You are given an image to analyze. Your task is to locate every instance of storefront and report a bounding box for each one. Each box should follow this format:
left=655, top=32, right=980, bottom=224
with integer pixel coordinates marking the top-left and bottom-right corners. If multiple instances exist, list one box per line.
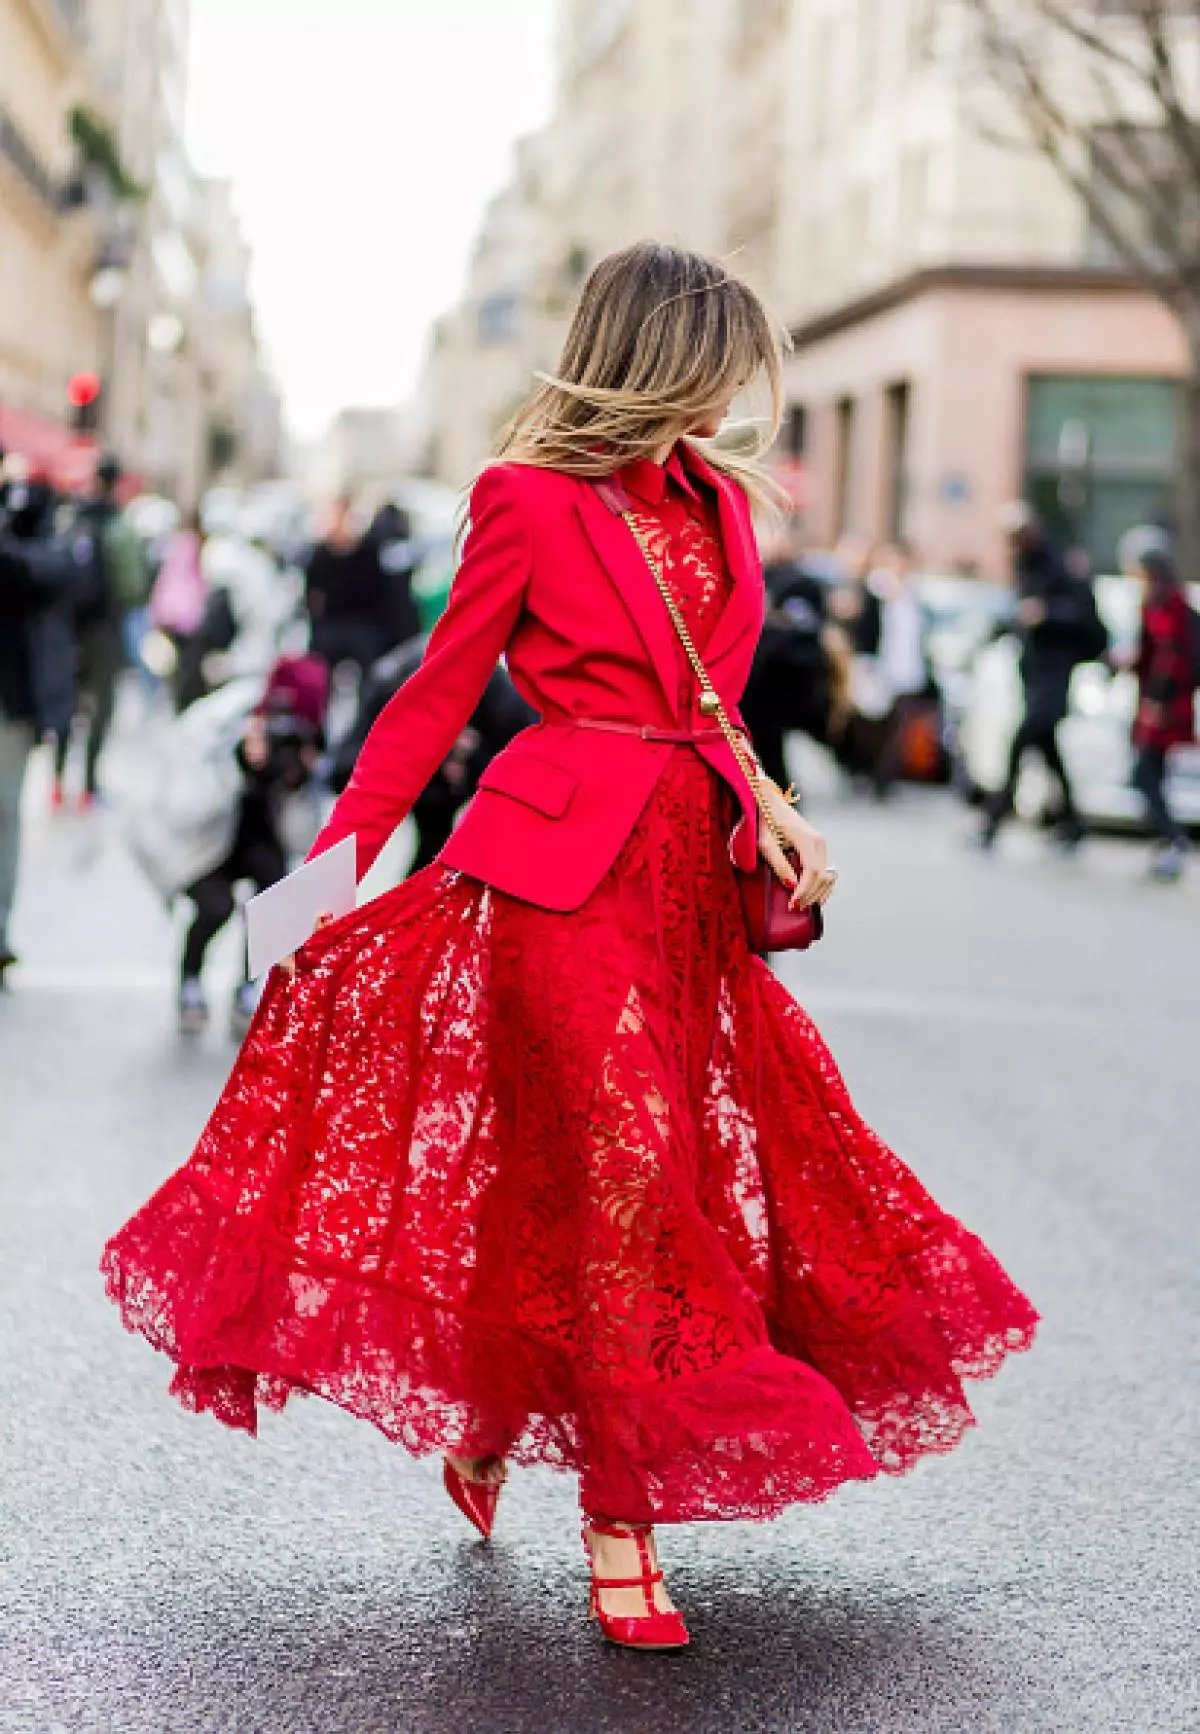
left=784, top=267, right=1188, bottom=581
left=0, top=402, right=98, bottom=493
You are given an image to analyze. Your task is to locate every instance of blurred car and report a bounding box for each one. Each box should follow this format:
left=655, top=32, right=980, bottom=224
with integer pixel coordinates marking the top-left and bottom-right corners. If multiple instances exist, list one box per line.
left=956, top=574, right=1200, bottom=831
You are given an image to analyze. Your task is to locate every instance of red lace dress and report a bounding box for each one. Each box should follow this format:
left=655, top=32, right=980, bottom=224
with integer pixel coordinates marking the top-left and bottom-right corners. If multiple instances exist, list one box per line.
left=102, top=466, right=1037, bottom=1524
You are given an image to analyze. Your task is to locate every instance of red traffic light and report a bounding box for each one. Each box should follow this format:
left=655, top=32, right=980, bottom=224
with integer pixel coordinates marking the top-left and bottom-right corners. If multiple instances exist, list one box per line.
left=68, top=371, right=102, bottom=408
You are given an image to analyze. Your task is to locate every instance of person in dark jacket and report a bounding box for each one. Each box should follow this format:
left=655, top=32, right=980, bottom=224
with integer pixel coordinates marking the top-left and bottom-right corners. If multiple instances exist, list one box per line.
left=329, top=638, right=537, bottom=875
left=980, top=503, right=1107, bottom=850
left=179, top=656, right=329, bottom=1039
left=364, top=500, right=421, bottom=650
left=53, top=455, right=148, bottom=808
left=0, top=478, right=76, bottom=977
left=304, top=498, right=396, bottom=676
left=741, top=523, right=838, bottom=794
left=1126, top=549, right=1195, bottom=882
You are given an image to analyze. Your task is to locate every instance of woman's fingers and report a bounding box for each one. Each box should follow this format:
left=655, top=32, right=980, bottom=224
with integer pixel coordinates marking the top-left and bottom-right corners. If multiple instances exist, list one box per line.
left=788, top=867, right=823, bottom=908
left=760, top=830, right=799, bottom=890
left=278, top=911, right=336, bottom=982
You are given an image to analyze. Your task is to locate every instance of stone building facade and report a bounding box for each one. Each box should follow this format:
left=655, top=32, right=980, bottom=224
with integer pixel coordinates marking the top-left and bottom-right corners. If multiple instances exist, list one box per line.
left=421, top=0, right=1191, bottom=577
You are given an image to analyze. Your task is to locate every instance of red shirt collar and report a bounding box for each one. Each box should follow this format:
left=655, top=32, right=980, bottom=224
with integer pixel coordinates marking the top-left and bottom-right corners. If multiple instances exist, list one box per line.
left=616, top=443, right=703, bottom=507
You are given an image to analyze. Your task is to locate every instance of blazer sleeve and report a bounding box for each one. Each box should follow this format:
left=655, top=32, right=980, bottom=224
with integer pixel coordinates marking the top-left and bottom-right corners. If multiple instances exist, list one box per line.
left=307, top=465, right=532, bottom=879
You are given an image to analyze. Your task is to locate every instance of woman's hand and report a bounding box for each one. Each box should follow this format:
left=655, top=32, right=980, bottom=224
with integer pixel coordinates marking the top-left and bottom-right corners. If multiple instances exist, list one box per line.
left=279, top=911, right=334, bottom=980
left=757, top=783, right=838, bottom=908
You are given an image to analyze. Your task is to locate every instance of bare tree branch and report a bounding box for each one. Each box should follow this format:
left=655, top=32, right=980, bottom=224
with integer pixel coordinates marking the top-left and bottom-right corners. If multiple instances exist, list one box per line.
left=960, top=0, right=1194, bottom=300
left=964, top=0, right=1180, bottom=291
left=1140, top=2, right=1200, bottom=188
left=1073, top=50, right=1184, bottom=258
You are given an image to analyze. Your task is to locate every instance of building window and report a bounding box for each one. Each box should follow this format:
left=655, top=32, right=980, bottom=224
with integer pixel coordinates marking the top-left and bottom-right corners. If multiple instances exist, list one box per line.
left=477, top=293, right=518, bottom=343
left=1024, top=374, right=1179, bottom=571
left=786, top=402, right=808, bottom=459
left=883, top=380, right=911, bottom=539
left=834, top=396, right=857, bottom=535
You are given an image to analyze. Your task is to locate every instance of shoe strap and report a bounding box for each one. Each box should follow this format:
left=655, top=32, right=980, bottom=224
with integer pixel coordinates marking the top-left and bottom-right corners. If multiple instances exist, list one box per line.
left=589, top=1569, right=665, bottom=1591
left=584, top=1517, right=660, bottom=1616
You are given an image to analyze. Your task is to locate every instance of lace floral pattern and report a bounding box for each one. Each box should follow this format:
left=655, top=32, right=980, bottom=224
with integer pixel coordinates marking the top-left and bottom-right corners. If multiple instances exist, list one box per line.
left=102, top=492, right=1037, bottom=1524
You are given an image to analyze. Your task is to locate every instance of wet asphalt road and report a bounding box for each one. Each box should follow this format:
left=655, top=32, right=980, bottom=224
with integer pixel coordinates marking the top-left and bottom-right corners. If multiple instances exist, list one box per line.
left=1, top=741, right=1198, bottom=1733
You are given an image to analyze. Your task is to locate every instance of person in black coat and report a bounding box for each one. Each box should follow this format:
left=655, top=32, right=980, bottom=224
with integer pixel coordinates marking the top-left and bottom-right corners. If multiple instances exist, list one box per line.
left=981, top=503, right=1107, bottom=850
left=0, top=479, right=77, bottom=975
left=304, top=498, right=397, bottom=676
left=364, top=500, right=421, bottom=650
left=329, top=637, right=537, bottom=875
left=741, top=524, right=837, bottom=793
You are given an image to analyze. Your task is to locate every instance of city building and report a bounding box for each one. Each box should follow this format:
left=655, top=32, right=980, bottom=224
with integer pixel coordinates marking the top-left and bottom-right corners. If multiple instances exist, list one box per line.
left=773, top=0, right=1188, bottom=577
left=417, top=0, right=739, bottom=487
left=422, top=0, right=1192, bottom=576
left=304, top=406, right=409, bottom=502
left=85, top=0, right=213, bottom=503
left=0, top=0, right=105, bottom=482
left=75, top=0, right=281, bottom=503
left=191, top=176, right=283, bottom=487
left=414, top=132, right=561, bottom=486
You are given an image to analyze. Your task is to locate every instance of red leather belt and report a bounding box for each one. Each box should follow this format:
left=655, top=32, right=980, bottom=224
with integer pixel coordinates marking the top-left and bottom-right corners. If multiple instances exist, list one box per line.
left=553, top=718, right=726, bottom=745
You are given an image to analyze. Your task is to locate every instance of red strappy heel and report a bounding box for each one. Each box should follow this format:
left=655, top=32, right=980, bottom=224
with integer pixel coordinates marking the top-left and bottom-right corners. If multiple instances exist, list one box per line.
left=443, top=1456, right=506, bottom=1540
left=582, top=1517, right=691, bottom=1651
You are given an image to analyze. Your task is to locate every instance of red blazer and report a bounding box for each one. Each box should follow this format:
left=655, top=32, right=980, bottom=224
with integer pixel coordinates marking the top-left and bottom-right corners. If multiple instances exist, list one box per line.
left=308, top=445, right=765, bottom=911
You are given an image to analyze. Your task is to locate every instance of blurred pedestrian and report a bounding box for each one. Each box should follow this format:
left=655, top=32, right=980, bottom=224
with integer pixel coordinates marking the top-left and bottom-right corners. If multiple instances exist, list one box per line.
left=0, top=477, right=76, bottom=978
left=304, top=497, right=394, bottom=676
left=54, top=455, right=150, bottom=808
left=148, top=509, right=209, bottom=709
left=179, top=657, right=328, bottom=1038
left=871, top=541, right=938, bottom=798
left=826, top=542, right=894, bottom=787
left=1126, top=549, right=1196, bottom=883
left=364, top=498, right=421, bottom=649
left=742, top=519, right=838, bottom=792
left=126, top=655, right=327, bottom=1037
left=104, top=240, right=1036, bottom=1654
left=980, top=502, right=1107, bottom=851
left=175, top=529, right=296, bottom=709
left=329, top=641, right=536, bottom=875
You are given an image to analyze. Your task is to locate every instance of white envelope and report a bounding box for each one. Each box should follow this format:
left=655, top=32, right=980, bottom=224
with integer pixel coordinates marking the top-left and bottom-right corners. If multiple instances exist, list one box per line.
left=246, top=834, right=358, bottom=979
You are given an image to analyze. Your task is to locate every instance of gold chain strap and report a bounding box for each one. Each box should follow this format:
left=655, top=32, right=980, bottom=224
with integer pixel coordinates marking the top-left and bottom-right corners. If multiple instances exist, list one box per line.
left=621, top=510, right=792, bottom=858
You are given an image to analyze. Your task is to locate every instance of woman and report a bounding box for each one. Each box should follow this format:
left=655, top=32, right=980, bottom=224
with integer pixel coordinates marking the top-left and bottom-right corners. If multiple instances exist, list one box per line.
left=148, top=509, right=208, bottom=710
left=102, top=244, right=1036, bottom=1651
left=1129, top=549, right=1194, bottom=882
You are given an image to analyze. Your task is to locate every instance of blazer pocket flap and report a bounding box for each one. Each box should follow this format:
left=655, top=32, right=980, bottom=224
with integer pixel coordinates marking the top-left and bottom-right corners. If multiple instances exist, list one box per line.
left=477, top=752, right=577, bottom=819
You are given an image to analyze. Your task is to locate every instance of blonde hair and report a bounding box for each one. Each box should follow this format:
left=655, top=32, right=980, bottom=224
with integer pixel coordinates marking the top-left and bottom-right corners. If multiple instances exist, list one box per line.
left=496, top=241, right=787, bottom=511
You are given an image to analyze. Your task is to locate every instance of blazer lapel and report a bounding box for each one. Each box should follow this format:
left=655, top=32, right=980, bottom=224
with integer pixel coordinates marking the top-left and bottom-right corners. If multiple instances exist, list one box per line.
left=684, top=447, right=764, bottom=673
left=575, top=482, right=684, bottom=711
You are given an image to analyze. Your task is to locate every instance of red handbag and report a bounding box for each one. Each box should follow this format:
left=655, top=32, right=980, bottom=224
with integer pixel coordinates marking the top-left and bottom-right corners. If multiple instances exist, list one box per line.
left=598, top=481, right=826, bottom=956
left=739, top=854, right=824, bottom=953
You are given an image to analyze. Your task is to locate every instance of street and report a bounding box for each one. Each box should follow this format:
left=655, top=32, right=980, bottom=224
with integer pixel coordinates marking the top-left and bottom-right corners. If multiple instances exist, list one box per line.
left=1, top=743, right=1197, bottom=1734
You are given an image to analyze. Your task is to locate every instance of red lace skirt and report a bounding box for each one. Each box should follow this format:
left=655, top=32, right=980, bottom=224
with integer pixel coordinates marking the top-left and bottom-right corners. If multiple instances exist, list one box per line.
left=102, top=754, right=1037, bottom=1523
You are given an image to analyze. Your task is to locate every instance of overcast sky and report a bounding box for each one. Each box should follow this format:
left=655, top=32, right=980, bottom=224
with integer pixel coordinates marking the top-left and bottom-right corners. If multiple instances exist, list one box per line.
left=187, top=0, right=557, bottom=437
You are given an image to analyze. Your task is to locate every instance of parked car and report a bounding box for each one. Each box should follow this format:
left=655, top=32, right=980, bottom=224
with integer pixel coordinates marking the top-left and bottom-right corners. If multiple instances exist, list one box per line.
left=955, top=574, right=1200, bottom=831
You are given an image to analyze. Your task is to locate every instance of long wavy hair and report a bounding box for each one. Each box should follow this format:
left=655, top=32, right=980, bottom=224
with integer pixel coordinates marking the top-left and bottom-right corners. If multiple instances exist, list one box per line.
left=495, top=241, right=787, bottom=510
